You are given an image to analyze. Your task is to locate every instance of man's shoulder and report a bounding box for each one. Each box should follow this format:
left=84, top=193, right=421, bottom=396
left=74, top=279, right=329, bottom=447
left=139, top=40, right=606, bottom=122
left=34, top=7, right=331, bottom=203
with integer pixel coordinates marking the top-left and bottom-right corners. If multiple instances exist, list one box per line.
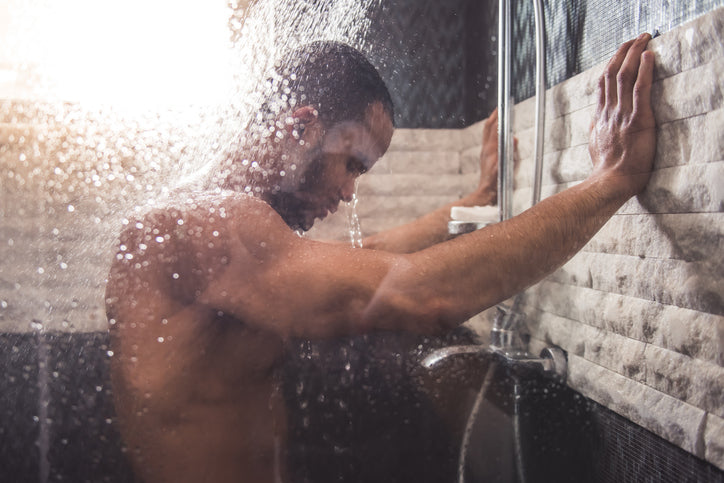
left=123, top=191, right=275, bottom=229
left=120, top=190, right=292, bottom=250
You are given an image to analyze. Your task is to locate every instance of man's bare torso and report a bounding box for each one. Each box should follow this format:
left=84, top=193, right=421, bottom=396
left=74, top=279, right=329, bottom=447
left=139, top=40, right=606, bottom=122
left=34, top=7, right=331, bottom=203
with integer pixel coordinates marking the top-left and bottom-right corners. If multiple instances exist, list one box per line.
left=106, top=193, right=289, bottom=483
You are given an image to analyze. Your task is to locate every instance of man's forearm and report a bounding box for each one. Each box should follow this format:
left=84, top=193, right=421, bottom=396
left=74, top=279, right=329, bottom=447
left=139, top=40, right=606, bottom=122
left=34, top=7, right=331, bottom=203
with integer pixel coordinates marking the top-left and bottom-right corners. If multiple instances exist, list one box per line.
left=407, top=173, right=631, bottom=325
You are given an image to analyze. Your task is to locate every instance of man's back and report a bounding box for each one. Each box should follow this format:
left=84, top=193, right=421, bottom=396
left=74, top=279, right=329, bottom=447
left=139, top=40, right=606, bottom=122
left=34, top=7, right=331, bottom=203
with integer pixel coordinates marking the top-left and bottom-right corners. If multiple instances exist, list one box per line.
left=106, top=193, right=287, bottom=483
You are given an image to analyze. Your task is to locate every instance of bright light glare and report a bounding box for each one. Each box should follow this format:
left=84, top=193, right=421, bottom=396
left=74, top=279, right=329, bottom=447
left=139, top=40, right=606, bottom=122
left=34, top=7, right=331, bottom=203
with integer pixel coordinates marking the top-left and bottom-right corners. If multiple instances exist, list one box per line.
left=2, top=0, right=233, bottom=109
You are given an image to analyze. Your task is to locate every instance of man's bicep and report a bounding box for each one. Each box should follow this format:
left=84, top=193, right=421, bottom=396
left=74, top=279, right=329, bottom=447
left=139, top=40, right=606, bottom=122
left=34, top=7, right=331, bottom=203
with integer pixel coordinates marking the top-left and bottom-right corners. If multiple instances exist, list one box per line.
left=198, top=228, right=404, bottom=338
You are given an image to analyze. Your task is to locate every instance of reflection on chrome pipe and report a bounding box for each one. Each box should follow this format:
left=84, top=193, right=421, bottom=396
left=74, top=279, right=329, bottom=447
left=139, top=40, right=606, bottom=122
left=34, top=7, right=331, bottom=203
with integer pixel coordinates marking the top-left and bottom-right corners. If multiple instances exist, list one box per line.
left=497, top=0, right=514, bottom=221
left=531, top=0, right=546, bottom=206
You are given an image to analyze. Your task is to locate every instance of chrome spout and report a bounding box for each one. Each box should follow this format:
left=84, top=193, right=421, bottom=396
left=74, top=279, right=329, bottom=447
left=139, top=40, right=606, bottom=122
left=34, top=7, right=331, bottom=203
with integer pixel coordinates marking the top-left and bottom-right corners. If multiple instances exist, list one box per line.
left=420, top=345, right=488, bottom=369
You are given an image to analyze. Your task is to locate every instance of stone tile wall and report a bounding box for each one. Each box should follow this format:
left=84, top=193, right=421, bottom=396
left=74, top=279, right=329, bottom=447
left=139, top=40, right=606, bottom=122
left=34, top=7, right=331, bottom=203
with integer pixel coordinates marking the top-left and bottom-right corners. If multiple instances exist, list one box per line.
left=313, top=7, right=724, bottom=470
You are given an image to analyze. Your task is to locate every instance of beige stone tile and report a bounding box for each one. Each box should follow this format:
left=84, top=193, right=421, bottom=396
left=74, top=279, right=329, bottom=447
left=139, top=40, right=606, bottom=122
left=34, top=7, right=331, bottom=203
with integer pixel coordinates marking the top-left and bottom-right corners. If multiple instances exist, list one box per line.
left=516, top=144, right=593, bottom=188
left=528, top=309, right=647, bottom=382
left=585, top=213, right=724, bottom=261
left=512, top=96, right=536, bottom=133
left=650, top=25, right=684, bottom=81
left=652, top=57, right=724, bottom=124
left=656, top=107, right=724, bottom=169
left=371, top=151, right=461, bottom=175
left=459, top=119, right=485, bottom=151
left=544, top=115, right=572, bottom=153
left=569, top=106, right=595, bottom=147
left=513, top=161, right=724, bottom=216
left=513, top=126, right=535, bottom=162
left=550, top=65, right=603, bottom=117
left=644, top=344, right=724, bottom=417
left=548, top=251, right=723, bottom=316
left=567, top=354, right=706, bottom=458
left=353, top=216, right=425, bottom=237
left=705, top=412, right=724, bottom=469
left=460, top=145, right=482, bottom=175
left=387, top=128, right=465, bottom=153
left=521, top=281, right=724, bottom=366
left=357, top=174, right=474, bottom=197
left=621, top=161, right=724, bottom=215
left=677, top=8, right=724, bottom=74
left=0, top=282, right=107, bottom=333
left=356, top=195, right=459, bottom=219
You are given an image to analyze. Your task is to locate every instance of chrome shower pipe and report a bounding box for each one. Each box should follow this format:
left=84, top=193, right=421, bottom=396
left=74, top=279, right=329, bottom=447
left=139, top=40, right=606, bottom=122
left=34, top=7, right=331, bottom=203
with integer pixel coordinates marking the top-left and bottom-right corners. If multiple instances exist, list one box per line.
left=498, top=0, right=547, bottom=218
left=494, top=0, right=547, bottom=342
left=497, top=0, right=514, bottom=221
left=531, top=0, right=546, bottom=206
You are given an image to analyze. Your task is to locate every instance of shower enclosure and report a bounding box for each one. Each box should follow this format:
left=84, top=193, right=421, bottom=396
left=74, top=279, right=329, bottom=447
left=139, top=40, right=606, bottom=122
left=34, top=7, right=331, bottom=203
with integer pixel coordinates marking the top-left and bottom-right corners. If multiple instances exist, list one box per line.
left=1, top=0, right=723, bottom=482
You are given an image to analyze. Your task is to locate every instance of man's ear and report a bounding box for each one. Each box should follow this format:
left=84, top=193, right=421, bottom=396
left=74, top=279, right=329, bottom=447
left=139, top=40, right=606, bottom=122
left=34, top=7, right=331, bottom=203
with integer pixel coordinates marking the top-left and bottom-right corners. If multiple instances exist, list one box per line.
left=285, top=105, right=319, bottom=138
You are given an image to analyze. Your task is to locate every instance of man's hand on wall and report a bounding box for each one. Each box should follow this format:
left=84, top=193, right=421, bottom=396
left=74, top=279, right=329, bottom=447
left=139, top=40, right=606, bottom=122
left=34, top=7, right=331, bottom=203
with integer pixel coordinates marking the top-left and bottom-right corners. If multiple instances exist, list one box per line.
left=477, top=108, right=500, bottom=204
left=589, top=33, right=657, bottom=198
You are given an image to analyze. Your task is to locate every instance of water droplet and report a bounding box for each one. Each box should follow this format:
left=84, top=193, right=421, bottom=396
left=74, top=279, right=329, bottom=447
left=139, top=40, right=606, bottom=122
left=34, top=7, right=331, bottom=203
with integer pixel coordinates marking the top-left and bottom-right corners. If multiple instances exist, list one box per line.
left=157, top=337, right=165, bottom=343
left=172, top=273, right=179, bottom=279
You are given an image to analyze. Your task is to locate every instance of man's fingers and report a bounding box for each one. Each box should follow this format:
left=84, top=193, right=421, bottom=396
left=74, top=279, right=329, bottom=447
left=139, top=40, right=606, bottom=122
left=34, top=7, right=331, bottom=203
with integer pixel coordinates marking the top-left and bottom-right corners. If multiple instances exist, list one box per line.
left=633, top=50, right=655, bottom=122
left=604, top=38, right=635, bottom=107
left=483, top=108, right=498, bottom=141
left=617, top=33, right=652, bottom=111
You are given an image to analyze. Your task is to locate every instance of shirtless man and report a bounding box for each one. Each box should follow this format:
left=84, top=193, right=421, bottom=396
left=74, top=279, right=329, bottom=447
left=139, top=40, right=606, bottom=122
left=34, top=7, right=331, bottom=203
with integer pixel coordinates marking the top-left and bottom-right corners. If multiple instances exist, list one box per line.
left=105, top=35, right=655, bottom=482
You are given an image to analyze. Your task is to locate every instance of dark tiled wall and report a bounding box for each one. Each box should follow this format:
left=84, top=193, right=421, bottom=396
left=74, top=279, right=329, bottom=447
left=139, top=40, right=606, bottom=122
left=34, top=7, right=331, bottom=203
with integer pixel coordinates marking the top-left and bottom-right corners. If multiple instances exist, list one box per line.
left=1, top=330, right=721, bottom=482
left=0, top=332, right=133, bottom=483
left=0, top=333, right=40, bottom=483
left=363, top=0, right=497, bottom=128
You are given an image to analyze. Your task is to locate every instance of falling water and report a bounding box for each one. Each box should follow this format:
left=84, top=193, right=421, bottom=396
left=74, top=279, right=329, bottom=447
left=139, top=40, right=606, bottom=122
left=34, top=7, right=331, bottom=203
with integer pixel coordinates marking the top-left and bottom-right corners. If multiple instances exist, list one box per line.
left=344, top=180, right=364, bottom=248
left=1, top=0, right=385, bottom=325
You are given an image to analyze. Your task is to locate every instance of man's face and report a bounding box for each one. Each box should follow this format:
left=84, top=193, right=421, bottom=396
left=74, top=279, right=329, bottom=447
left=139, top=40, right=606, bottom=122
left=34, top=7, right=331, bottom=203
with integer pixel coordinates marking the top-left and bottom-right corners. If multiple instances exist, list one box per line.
left=271, top=102, right=394, bottom=231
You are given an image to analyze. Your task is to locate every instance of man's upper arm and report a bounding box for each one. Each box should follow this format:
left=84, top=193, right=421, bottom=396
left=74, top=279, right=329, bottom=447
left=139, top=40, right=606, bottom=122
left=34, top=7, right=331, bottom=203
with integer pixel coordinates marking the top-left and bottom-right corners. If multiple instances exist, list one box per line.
left=193, top=197, right=451, bottom=339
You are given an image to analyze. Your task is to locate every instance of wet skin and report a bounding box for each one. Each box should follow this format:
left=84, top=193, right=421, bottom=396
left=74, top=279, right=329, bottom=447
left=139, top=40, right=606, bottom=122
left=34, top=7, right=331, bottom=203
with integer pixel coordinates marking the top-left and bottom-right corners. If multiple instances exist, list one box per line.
left=106, top=103, right=394, bottom=483
left=106, top=35, right=655, bottom=483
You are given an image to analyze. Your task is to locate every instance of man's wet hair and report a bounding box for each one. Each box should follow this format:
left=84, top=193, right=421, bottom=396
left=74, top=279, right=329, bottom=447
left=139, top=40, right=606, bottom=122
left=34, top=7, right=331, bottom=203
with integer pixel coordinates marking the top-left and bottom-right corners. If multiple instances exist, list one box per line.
left=272, top=41, right=395, bottom=127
